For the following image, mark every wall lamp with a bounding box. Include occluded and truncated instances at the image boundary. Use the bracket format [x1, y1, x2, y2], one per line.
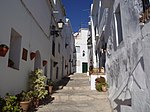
[57, 19, 64, 29]
[50, 19, 64, 37]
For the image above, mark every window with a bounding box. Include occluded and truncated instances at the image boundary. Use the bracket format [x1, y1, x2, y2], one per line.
[58, 43, 60, 53]
[114, 4, 123, 47]
[8, 28, 22, 70]
[52, 40, 55, 57]
[82, 50, 85, 57]
[142, 0, 150, 11]
[76, 46, 80, 53]
[53, 0, 56, 4]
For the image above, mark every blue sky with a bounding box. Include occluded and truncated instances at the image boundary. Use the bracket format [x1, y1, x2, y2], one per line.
[62, 0, 93, 33]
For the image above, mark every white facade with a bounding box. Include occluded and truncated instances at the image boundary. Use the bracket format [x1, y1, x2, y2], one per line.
[74, 28, 88, 73]
[90, 0, 150, 112]
[0, 0, 75, 96]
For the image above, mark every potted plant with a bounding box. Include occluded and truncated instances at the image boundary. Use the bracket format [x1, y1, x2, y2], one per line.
[95, 77, 108, 92]
[29, 69, 48, 108]
[47, 79, 54, 94]
[17, 91, 32, 111]
[2, 93, 21, 112]
[0, 44, 9, 57]
[101, 83, 108, 92]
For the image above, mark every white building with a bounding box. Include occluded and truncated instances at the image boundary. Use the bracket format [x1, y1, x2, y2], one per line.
[74, 28, 88, 73]
[0, 0, 75, 96]
[90, 0, 150, 112]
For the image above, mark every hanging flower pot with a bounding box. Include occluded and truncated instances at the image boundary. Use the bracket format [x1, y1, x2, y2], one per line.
[30, 52, 36, 60]
[0, 44, 9, 57]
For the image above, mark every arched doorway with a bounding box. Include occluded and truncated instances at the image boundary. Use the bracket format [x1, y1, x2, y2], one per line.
[34, 50, 41, 70]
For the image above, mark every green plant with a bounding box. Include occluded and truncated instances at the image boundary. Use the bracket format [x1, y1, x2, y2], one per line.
[2, 93, 21, 112]
[95, 77, 106, 83]
[17, 91, 33, 102]
[29, 69, 48, 100]
[47, 79, 54, 86]
[95, 82, 108, 92]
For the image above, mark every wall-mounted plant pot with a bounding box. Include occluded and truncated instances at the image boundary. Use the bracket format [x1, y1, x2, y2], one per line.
[43, 60, 47, 66]
[0, 44, 9, 57]
[30, 52, 36, 60]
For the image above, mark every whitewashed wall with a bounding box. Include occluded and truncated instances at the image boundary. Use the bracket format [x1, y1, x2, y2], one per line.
[0, 0, 74, 96]
[91, 0, 150, 112]
[75, 28, 88, 73]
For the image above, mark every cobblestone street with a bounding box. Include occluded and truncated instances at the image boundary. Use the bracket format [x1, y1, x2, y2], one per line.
[36, 73, 112, 112]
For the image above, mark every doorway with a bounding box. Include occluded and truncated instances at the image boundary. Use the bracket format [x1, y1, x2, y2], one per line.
[82, 62, 88, 73]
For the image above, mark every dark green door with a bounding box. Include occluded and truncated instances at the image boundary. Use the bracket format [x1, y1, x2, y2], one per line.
[82, 62, 88, 73]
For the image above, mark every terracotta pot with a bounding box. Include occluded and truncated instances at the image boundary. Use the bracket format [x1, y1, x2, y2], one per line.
[43, 60, 47, 66]
[0, 47, 9, 57]
[48, 86, 53, 94]
[20, 100, 31, 112]
[102, 85, 107, 92]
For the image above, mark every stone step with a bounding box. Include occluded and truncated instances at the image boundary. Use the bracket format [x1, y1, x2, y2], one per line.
[54, 89, 107, 95]
[65, 81, 90, 87]
[62, 86, 90, 91]
[52, 91, 108, 102]
[69, 74, 89, 80]
[69, 76, 89, 80]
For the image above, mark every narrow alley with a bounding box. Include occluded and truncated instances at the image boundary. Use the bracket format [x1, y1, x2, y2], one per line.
[36, 73, 112, 112]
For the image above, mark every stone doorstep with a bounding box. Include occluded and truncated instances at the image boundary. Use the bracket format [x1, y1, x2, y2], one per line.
[62, 86, 90, 91]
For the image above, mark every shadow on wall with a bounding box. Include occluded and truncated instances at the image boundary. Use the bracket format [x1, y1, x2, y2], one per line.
[114, 98, 131, 112]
